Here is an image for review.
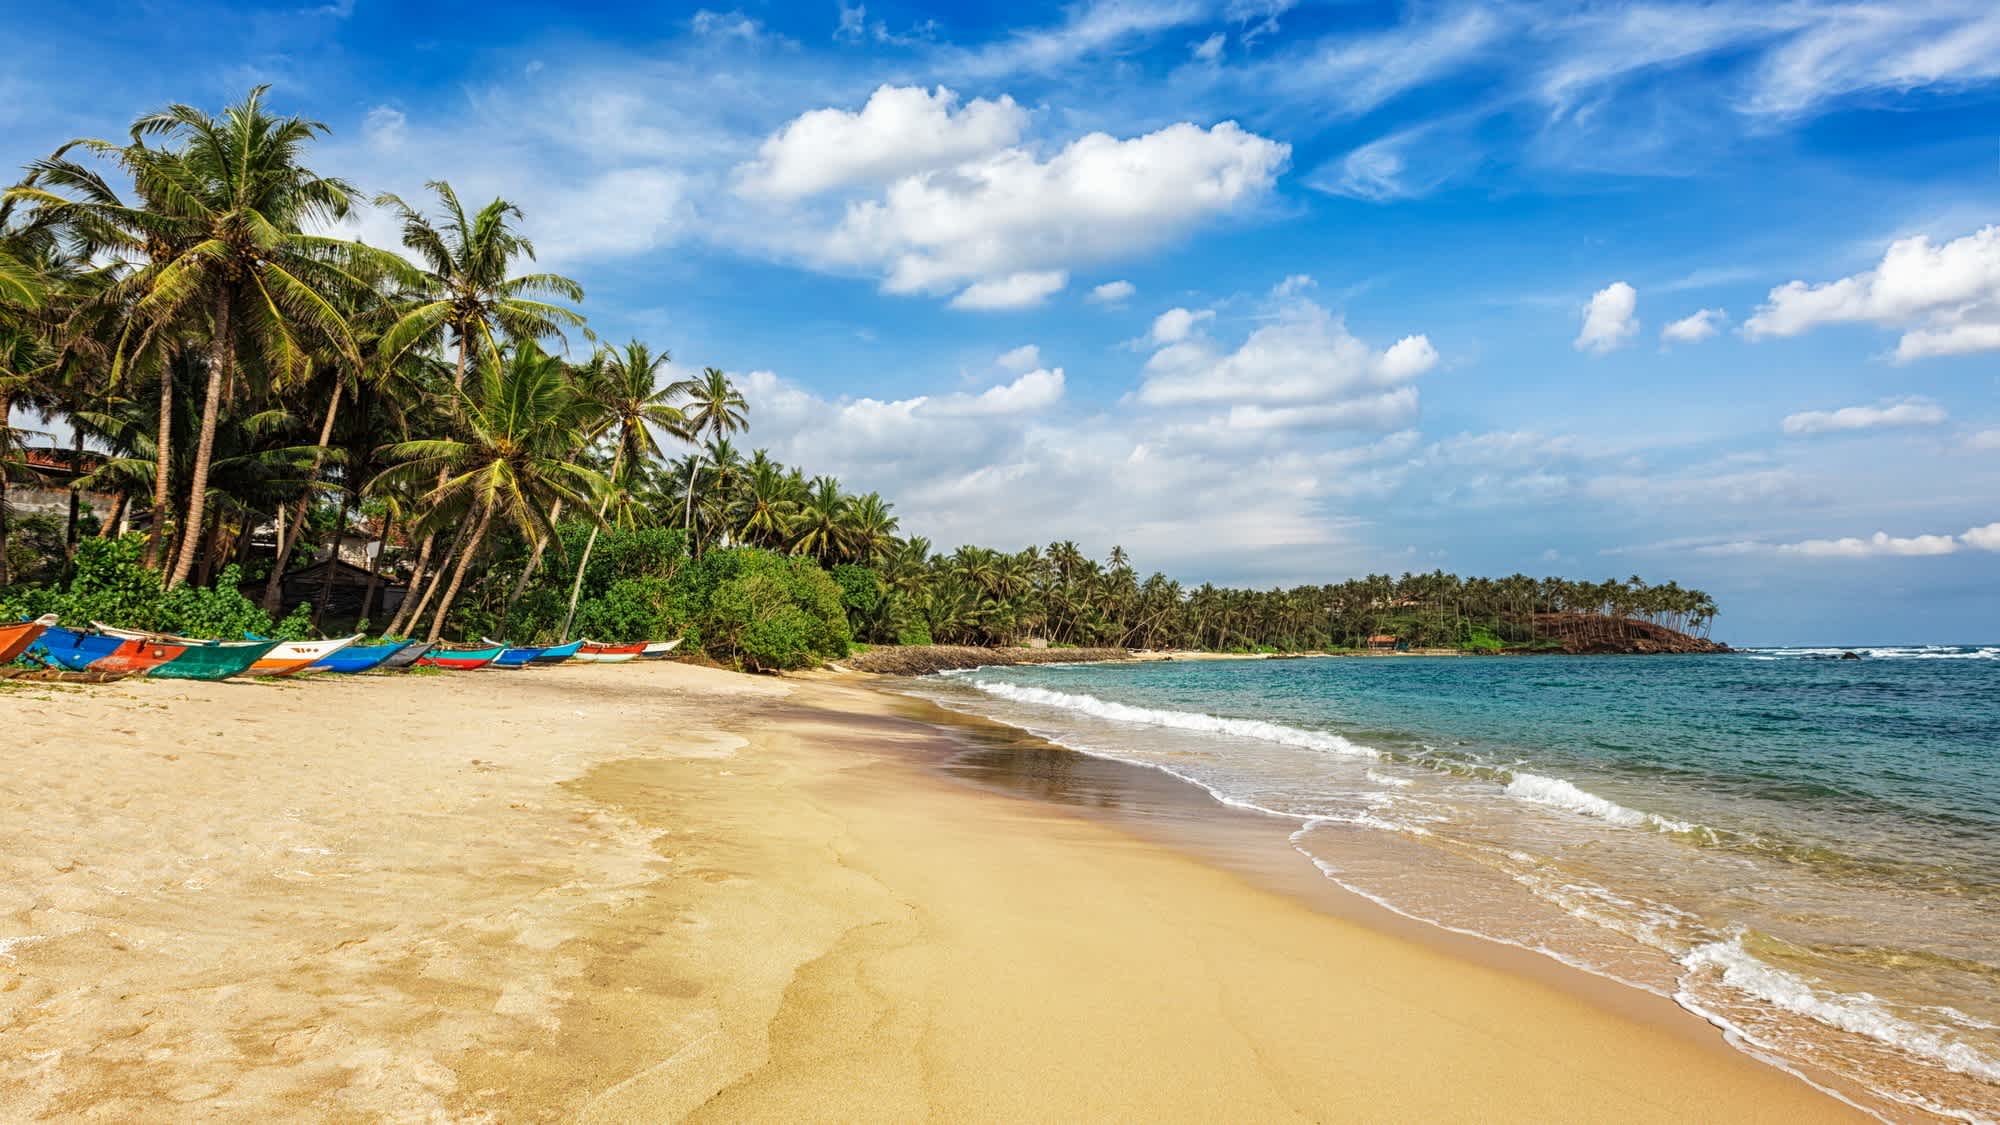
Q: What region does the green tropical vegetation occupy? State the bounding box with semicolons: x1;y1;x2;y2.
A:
0;87;1719;671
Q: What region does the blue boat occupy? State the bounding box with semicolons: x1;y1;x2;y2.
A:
31;625;125;671
489;644;547;668
529;639;584;665
306;638;421;675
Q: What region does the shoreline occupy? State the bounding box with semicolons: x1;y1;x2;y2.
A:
0;664;1862;1120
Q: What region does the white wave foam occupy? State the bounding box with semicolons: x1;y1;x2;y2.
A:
1682;937;2000;1087
965;680;1381;759
1366;769;1414;788
1744;646;1999;661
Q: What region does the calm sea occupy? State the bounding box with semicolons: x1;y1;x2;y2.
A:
905;648;2000;1123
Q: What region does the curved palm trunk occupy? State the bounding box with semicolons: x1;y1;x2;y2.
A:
383;531;434;635
167;295;231;589
426;499;492;642
145;360;173;569
682;454;701;556
401;518;471;637
558;448;622;639
262;380;342;611
503;498;563;619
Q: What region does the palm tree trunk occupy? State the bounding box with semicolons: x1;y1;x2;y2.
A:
426;499;492;642
167;294;231;589
682;454;701;556
313;490;350;627
558;447;621;638
401;519;471;637
105;490;128;536
359;512;393;630
65;422;84;558
503;498;563;618
145;361;173;569
383;530;432;635
262;379;342;611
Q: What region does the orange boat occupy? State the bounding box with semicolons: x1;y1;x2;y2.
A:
0;615;59;663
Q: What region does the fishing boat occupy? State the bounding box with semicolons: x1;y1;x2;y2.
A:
305;638;420;675
375;641;433;671
94;625;287;682
240;635;361;677
30;625;186;675
575;639;648;663
488;644;545;668
637;639;683;660
0;614;59;664
417;644;505;671
529;639;584;665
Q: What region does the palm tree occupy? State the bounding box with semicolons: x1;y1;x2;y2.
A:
557;340;686;636
790;475;850;565
735;449;800;548
670;366;746;554
375;181;585;624
15;86;398;588
373;342;603;642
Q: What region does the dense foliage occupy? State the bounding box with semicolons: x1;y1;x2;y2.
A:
0;86;1719;672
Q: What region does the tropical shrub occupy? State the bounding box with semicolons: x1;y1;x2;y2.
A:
694;548;849;671
0;534;309;639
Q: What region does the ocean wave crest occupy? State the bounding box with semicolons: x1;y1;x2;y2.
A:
1682;937;2000;1087
1503;772;1700;834
965;679;1381;759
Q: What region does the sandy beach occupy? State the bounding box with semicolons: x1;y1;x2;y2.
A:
0;663;1865;1122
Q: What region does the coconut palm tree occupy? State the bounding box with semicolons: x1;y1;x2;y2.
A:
556;340;686;636
670;366;746;554
373;342;603;642
14;86;399;588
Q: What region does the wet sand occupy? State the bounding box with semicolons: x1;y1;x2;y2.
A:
0;663;1864;1121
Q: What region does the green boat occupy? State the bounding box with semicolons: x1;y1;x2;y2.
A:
146;636;284;681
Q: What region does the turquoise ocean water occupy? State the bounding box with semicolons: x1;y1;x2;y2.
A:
905;648;2000;1122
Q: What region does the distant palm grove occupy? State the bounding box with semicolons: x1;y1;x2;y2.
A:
0;89;1719;669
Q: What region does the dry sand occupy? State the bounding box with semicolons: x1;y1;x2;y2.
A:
0;663;1865;1122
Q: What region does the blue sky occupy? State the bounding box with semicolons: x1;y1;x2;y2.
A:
6;0;1999;644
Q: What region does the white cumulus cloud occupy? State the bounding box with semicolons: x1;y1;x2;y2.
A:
1089;279;1136;304
1744;225;2000;361
1136;284;1436;433
1963;522;2000;551
735;85;1027;200
1575;281;1639;354
949;270;1069;310
825;120;1289;295
1149;306;1214;345
995;344;1042;372
1661;308;1725;344
1781;397;1948;435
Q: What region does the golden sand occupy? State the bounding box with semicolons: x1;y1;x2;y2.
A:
0;664;1864;1121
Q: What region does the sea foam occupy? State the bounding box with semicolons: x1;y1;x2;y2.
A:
966;679;1381;759
1503;771;1699;834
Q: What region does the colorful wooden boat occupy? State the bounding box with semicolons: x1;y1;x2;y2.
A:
417;644;504;671
0;615;59;664
94;625;288;682
637;639;683;660
237;635;360;677
575;639;647;663
529;639;583;665
305;638;419;675
374;641;433;671
30;625;186;675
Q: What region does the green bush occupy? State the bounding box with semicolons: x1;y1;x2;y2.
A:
696;548;850;671
0;534;306;639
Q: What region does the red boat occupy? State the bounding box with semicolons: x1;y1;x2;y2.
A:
0;615;58;664
574;639;648;664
